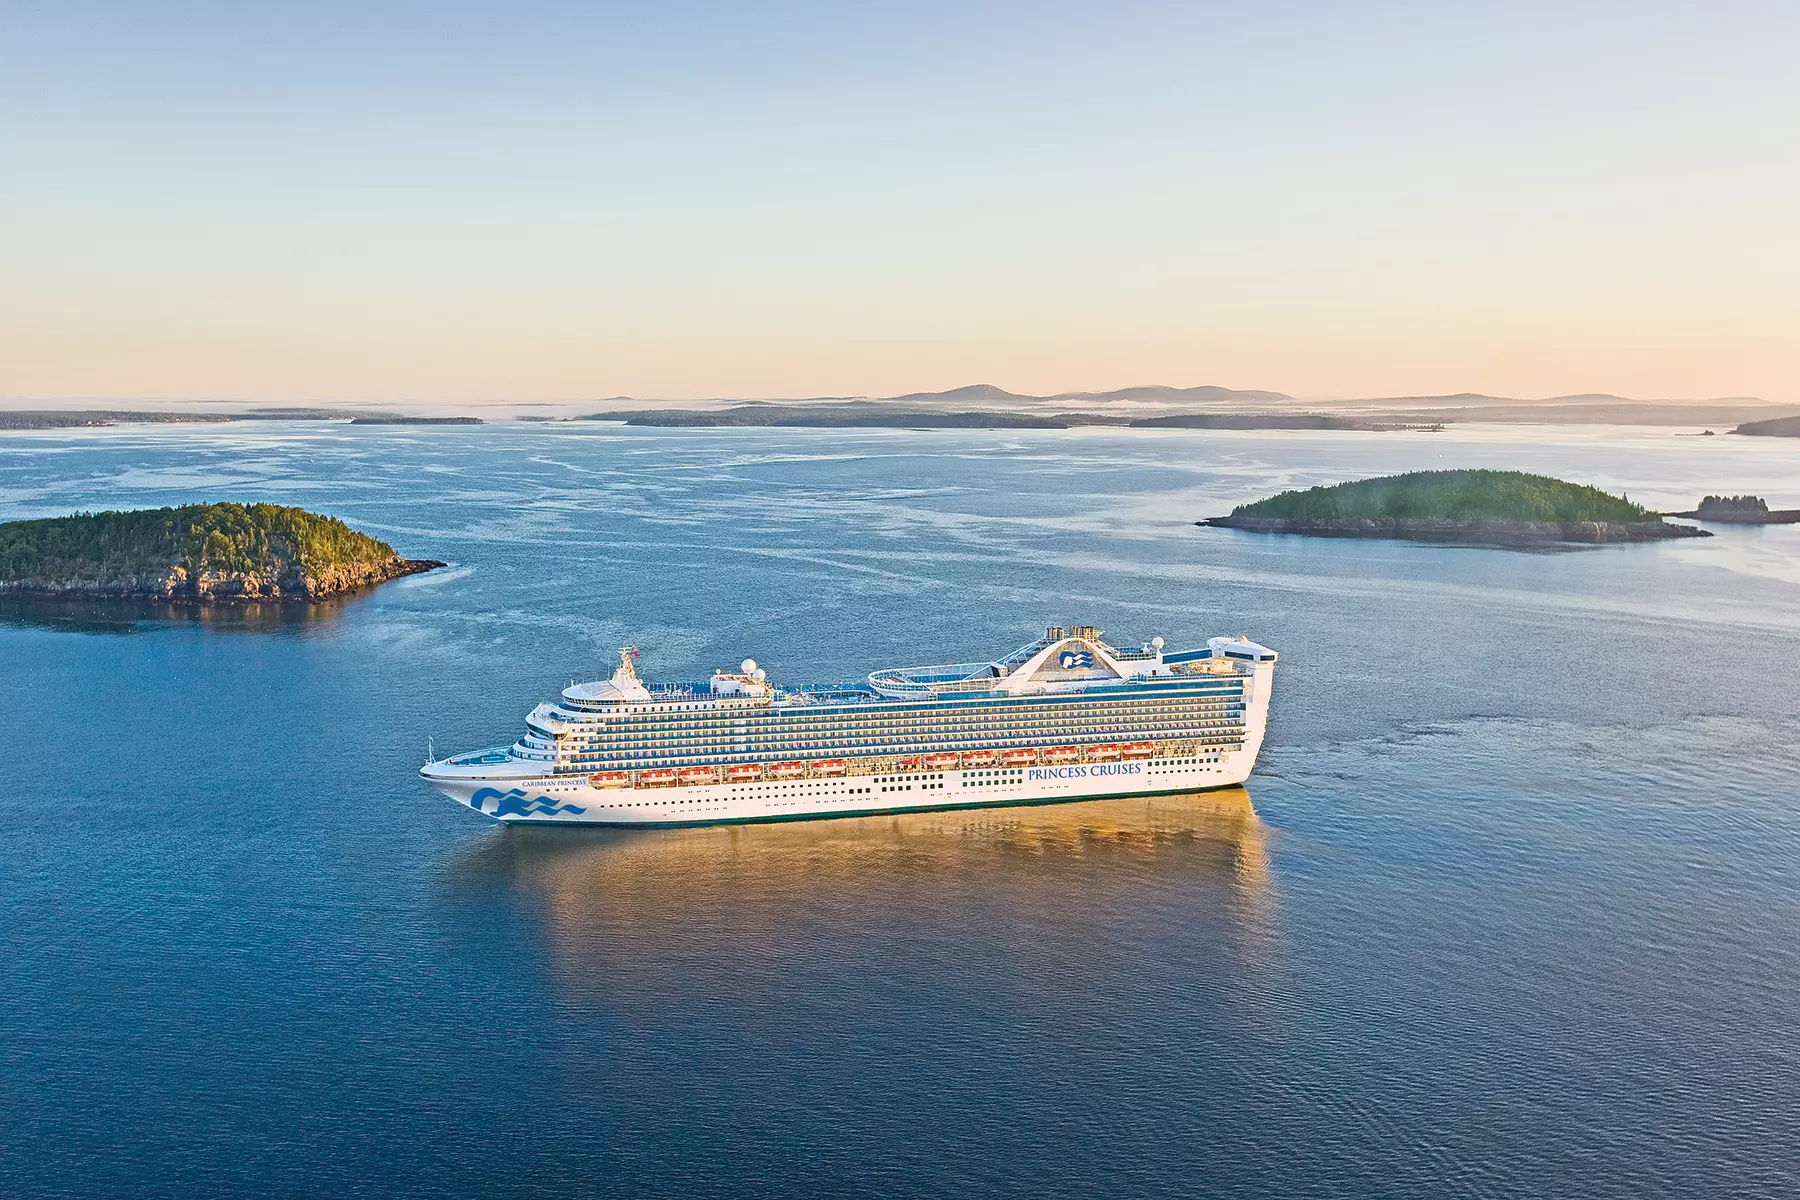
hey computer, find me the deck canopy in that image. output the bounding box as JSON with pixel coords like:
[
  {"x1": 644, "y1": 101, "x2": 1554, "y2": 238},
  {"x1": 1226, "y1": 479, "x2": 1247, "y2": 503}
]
[
  {"x1": 563, "y1": 647, "x2": 653, "y2": 704},
  {"x1": 868, "y1": 624, "x2": 1173, "y2": 699}
]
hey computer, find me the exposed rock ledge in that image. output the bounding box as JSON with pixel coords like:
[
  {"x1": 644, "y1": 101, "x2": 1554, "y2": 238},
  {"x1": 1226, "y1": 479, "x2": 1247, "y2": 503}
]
[
  {"x1": 0, "y1": 557, "x2": 444, "y2": 602},
  {"x1": 1200, "y1": 515, "x2": 1709, "y2": 544}
]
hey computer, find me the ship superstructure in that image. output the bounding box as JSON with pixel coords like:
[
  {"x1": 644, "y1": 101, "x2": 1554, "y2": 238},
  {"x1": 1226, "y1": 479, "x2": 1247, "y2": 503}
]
[{"x1": 420, "y1": 624, "x2": 1277, "y2": 825}]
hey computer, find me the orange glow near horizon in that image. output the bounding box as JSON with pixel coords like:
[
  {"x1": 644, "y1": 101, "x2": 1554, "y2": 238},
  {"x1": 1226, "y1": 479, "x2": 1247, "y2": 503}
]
[{"x1": 2, "y1": 4, "x2": 1795, "y2": 406}]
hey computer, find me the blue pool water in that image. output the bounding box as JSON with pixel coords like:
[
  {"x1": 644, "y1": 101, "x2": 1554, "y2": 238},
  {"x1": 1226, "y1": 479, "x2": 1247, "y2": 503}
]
[{"x1": 2, "y1": 421, "x2": 1797, "y2": 1197}]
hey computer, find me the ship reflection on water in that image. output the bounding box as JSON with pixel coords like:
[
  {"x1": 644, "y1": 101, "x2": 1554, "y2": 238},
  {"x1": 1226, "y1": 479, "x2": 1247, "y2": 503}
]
[{"x1": 442, "y1": 789, "x2": 1277, "y2": 1006}]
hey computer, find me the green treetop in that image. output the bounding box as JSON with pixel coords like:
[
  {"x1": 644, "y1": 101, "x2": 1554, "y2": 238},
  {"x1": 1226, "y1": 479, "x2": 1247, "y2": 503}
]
[{"x1": 1230, "y1": 469, "x2": 1652, "y2": 524}]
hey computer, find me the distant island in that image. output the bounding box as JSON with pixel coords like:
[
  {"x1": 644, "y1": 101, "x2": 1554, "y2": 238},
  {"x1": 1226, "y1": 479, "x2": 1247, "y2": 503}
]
[
  {"x1": 4, "y1": 384, "x2": 1793, "y2": 430},
  {"x1": 599, "y1": 405, "x2": 1065, "y2": 429},
  {"x1": 347, "y1": 416, "x2": 484, "y2": 426},
  {"x1": 1732, "y1": 416, "x2": 1800, "y2": 438},
  {"x1": 0, "y1": 409, "x2": 473, "y2": 430},
  {"x1": 0, "y1": 503, "x2": 443, "y2": 602},
  {"x1": 1668, "y1": 495, "x2": 1800, "y2": 524},
  {"x1": 1201, "y1": 469, "x2": 1710, "y2": 545},
  {"x1": 575, "y1": 385, "x2": 1792, "y2": 428},
  {"x1": 1120, "y1": 413, "x2": 1431, "y2": 432},
  {"x1": 0, "y1": 410, "x2": 238, "y2": 430},
  {"x1": 587, "y1": 404, "x2": 1431, "y2": 431}
]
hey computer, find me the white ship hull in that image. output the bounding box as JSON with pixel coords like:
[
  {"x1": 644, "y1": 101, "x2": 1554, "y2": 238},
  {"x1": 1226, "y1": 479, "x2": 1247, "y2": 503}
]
[{"x1": 429, "y1": 751, "x2": 1260, "y2": 827}]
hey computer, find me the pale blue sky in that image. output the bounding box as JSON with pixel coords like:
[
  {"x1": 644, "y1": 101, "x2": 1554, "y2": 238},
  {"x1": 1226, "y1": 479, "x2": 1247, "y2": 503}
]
[{"x1": 2, "y1": 2, "x2": 1795, "y2": 402}]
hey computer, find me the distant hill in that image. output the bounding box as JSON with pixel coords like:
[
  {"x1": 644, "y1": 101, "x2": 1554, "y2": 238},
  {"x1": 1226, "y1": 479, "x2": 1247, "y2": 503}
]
[
  {"x1": 0, "y1": 503, "x2": 442, "y2": 602},
  {"x1": 876, "y1": 384, "x2": 1039, "y2": 409},
  {"x1": 1045, "y1": 384, "x2": 1299, "y2": 407},
  {"x1": 1363, "y1": 392, "x2": 1765, "y2": 408},
  {"x1": 1363, "y1": 392, "x2": 1637, "y2": 408},
  {"x1": 1387, "y1": 401, "x2": 1792, "y2": 427},
  {"x1": 867, "y1": 382, "x2": 1301, "y2": 409}
]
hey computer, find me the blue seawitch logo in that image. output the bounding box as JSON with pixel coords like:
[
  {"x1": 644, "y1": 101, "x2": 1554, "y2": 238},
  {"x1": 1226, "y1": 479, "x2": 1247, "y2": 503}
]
[{"x1": 469, "y1": 787, "x2": 587, "y2": 817}]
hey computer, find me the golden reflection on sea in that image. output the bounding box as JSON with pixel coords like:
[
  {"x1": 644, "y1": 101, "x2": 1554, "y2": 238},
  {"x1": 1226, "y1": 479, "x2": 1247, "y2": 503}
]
[{"x1": 444, "y1": 789, "x2": 1277, "y2": 1006}]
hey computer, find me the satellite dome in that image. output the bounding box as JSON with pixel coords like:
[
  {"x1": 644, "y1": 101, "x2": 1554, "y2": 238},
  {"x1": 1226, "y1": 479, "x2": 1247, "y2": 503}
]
[
  {"x1": 741, "y1": 658, "x2": 757, "y2": 675},
  {"x1": 753, "y1": 668, "x2": 766, "y2": 682},
  {"x1": 1151, "y1": 636, "x2": 1165, "y2": 650}
]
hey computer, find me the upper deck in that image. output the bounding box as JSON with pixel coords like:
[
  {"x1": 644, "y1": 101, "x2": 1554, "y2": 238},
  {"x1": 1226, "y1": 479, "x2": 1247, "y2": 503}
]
[
  {"x1": 536, "y1": 625, "x2": 1274, "y2": 729},
  {"x1": 865, "y1": 623, "x2": 1244, "y2": 699}
]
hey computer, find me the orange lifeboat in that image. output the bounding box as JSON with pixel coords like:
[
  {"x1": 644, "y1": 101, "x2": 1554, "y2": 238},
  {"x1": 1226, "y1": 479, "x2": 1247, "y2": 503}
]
[
  {"x1": 1085, "y1": 744, "x2": 1121, "y2": 761},
  {"x1": 961, "y1": 749, "x2": 998, "y2": 767},
  {"x1": 1042, "y1": 746, "x2": 1080, "y2": 763},
  {"x1": 894, "y1": 755, "x2": 921, "y2": 770},
  {"x1": 1001, "y1": 748, "x2": 1037, "y2": 766},
  {"x1": 638, "y1": 768, "x2": 678, "y2": 786},
  {"x1": 1121, "y1": 741, "x2": 1157, "y2": 760},
  {"x1": 677, "y1": 766, "x2": 717, "y2": 785},
  {"x1": 810, "y1": 759, "x2": 848, "y2": 776},
  {"x1": 588, "y1": 770, "x2": 632, "y2": 788},
  {"x1": 768, "y1": 761, "x2": 806, "y2": 779},
  {"x1": 725, "y1": 763, "x2": 762, "y2": 782},
  {"x1": 922, "y1": 752, "x2": 960, "y2": 770}
]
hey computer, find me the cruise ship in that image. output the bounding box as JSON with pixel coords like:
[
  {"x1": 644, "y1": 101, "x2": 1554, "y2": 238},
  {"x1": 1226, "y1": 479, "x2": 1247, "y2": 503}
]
[{"x1": 420, "y1": 624, "x2": 1277, "y2": 826}]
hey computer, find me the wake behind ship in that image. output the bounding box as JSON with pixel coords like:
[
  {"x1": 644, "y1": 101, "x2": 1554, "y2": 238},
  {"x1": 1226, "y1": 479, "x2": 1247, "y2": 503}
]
[{"x1": 421, "y1": 624, "x2": 1278, "y2": 826}]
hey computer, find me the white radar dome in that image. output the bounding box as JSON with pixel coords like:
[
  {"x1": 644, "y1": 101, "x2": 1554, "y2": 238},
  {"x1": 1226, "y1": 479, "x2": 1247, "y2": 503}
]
[
  {"x1": 753, "y1": 668, "x2": 766, "y2": 682},
  {"x1": 741, "y1": 658, "x2": 757, "y2": 675},
  {"x1": 1151, "y1": 636, "x2": 1165, "y2": 650}
]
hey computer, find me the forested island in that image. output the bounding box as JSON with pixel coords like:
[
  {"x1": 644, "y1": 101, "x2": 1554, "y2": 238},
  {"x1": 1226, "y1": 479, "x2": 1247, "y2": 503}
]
[
  {"x1": 1669, "y1": 495, "x2": 1800, "y2": 524},
  {"x1": 0, "y1": 410, "x2": 237, "y2": 430},
  {"x1": 1201, "y1": 470, "x2": 1710, "y2": 545},
  {"x1": 0, "y1": 503, "x2": 442, "y2": 602},
  {"x1": 1732, "y1": 416, "x2": 1800, "y2": 438}
]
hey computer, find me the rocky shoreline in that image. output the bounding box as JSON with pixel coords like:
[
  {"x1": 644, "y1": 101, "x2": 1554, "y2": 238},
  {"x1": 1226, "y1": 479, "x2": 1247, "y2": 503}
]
[
  {"x1": 1, "y1": 503, "x2": 446, "y2": 605},
  {"x1": 1668, "y1": 509, "x2": 1800, "y2": 525},
  {"x1": 1200, "y1": 514, "x2": 1710, "y2": 545},
  {"x1": 0, "y1": 556, "x2": 444, "y2": 603}
]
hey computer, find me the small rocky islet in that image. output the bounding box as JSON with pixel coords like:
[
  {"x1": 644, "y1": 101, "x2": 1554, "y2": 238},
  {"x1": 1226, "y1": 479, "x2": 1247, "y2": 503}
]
[
  {"x1": 1201, "y1": 469, "x2": 1711, "y2": 546},
  {"x1": 0, "y1": 503, "x2": 442, "y2": 602},
  {"x1": 1668, "y1": 495, "x2": 1800, "y2": 525}
]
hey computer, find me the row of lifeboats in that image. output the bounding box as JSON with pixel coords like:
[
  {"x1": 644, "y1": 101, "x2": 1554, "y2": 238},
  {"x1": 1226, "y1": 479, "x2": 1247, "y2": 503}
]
[{"x1": 588, "y1": 742, "x2": 1164, "y2": 789}]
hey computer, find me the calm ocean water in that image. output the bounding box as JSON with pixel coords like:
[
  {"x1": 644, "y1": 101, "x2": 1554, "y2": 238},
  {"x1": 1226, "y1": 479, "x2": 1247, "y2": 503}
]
[{"x1": 3, "y1": 422, "x2": 1798, "y2": 1198}]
